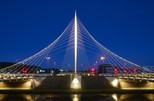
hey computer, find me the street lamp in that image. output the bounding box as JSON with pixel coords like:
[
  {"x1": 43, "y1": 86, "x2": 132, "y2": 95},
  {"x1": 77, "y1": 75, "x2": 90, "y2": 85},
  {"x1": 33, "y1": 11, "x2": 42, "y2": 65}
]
[
  {"x1": 100, "y1": 56, "x2": 105, "y2": 65},
  {"x1": 46, "y1": 57, "x2": 51, "y2": 73},
  {"x1": 100, "y1": 56, "x2": 105, "y2": 60}
]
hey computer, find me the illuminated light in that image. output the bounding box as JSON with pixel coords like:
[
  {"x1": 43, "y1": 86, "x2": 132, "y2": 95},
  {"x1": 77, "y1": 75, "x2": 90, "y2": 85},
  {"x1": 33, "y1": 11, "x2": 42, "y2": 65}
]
[
  {"x1": 91, "y1": 68, "x2": 95, "y2": 75},
  {"x1": 114, "y1": 68, "x2": 118, "y2": 74},
  {"x1": 111, "y1": 78, "x2": 119, "y2": 87},
  {"x1": 124, "y1": 70, "x2": 127, "y2": 73},
  {"x1": 91, "y1": 68, "x2": 95, "y2": 72},
  {"x1": 72, "y1": 94, "x2": 79, "y2": 101},
  {"x1": 60, "y1": 69, "x2": 63, "y2": 72},
  {"x1": 24, "y1": 81, "x2": 32, "y2": 88},
  {"x1": 71, "y1": 77, "x2": 81, "y2": 89},
  {"x1": 100, "y1": 56, "x2": 105, "y2": 60},
  {"x1": 23, "y1": 95, "x2": 33, "y2": 100},
  {"x1": 46, "y1": 56, "x2": 51, "y2": 60},
  {"x1": 112, "y1": 94, "x2": 118, "y2": 101},
  {"x1": 22, "y1": 70, "x2": 27, "y2": 73},
  {"x1": 0, "y1": 80, "x2": 33, "y2": 90},
  {"x1": 134, "y1": 68, "x2": 137, "y2": 74}
]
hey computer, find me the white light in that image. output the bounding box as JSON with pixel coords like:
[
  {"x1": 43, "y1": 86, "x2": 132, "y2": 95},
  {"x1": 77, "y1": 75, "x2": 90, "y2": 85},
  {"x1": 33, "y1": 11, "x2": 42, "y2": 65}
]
[
  {"x1": 46, "y1": 57, "x2": 50, "y2": 60},
  {"x1": 59, "y1": 69, "x2": 63, "y2": 72},
  {"x1": 74, "y1": 11, "x2": 78, "y2": 74},
  {"x1": 71, "y1": 77, "x2": 81, "y2": 89},
  {"x1": 100, "y1": 56, "x2": 105, "y2": 60},
  {"x1": 72, "y1": 94, "x2": 79, "y2": 101},
  {"x1": 111, "y1": 78, "x2": 119, "y2": 87},
  {"x1": 112, "y1": 94, "x2": 118, "y2": 101}
]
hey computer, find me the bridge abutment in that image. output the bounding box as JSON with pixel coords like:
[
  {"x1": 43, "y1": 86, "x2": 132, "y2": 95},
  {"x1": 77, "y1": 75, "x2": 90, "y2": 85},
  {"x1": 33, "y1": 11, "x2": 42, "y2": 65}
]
[{"x1": 0, "y1": 75, "x2": 154, "y2": 90}]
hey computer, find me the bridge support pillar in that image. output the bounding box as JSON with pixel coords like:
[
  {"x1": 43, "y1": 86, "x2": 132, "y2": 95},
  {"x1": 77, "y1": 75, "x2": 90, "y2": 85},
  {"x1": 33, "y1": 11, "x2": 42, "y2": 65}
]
[
  {"x1": 105, "y1": 77, "x2": 119, "y2": 88},
  {"x1": 111, "y1": 78, "x2": 119, "y2": 88},
  {"x1": 70, "y1": 74, "x2": 81, "y2": 89}
]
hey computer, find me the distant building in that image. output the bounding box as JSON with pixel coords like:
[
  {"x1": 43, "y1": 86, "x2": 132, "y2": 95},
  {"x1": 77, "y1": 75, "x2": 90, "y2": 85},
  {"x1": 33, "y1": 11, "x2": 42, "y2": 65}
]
[
  {"x1": 98, "y1": 63, "x2": 143, "y2": 74},
  {"x1": 38, "y1": 68, "x2": 61, "y2": 75},
  {"x1": 98, "y1": 64, "x2": 113, "y2": 74}
]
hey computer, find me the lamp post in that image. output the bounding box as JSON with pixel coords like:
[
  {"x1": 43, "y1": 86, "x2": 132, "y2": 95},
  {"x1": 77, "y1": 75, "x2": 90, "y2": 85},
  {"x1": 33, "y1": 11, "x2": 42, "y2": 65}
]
[
  {"x1": 100, "y1": 56, "x2": 105, "y2": 65},
  {"x1": 100, "y1": 56, "x2": 105, "y2": 74},
  {"x1": 46, "y1": 57, "x2": 51, "y2": 73}
]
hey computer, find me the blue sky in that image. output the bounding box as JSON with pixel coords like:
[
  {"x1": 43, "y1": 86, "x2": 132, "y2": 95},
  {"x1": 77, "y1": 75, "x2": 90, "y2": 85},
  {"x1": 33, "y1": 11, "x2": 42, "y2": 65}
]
[{"x1": 0, "y1": 0, "x2": 154, "y2": 66}]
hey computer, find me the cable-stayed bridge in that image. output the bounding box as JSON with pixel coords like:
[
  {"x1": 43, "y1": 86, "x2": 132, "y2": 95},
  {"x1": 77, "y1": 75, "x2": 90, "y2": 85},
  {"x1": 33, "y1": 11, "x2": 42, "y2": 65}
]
[{"x1": 0, "y1": 12, "x2": 154, "y2": 89}]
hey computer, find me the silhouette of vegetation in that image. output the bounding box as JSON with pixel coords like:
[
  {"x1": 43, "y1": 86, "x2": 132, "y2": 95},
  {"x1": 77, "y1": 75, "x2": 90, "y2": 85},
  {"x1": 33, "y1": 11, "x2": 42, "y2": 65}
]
[{"x1": 0, "y1": 62, "x2": 15, "y2": 69}]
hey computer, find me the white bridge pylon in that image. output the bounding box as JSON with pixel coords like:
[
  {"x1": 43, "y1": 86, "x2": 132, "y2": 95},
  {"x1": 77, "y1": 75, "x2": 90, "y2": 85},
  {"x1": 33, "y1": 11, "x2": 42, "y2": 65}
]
[
  {"x1": 0, "y1": 12, "x2": 153, "y2": 75},
  {"x1": 74, "y1": 11, "x2": 78, "y2": 74}
]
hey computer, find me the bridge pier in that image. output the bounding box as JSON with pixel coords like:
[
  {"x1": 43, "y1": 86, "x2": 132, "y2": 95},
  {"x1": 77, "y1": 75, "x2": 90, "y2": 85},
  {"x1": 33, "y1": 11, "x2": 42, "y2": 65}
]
[
  {"x1": 70, "y1": 74, "x2": 81, "y2": 89},
  {"x1": 0, "y1": 75, "x2": 154, "y2": 90}
]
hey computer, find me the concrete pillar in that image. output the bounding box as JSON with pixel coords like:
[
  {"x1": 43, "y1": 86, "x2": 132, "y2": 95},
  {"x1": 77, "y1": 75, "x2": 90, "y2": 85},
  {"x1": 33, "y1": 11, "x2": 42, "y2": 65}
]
[{"x1": 70, "y1": 74, "x2": 81, "y2": 89}]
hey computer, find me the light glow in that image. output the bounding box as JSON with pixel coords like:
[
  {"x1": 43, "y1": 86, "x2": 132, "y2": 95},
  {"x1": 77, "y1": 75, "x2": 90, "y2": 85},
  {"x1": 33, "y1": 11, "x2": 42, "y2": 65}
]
[
  {"x1": 100, "y1": 56, "x2": 105, "y2": 60},
  {"x1": 112, "y1": 94, "x2": 118, "y2": 101},
  {"x1": 46, "y1": 56, "x2": 51, "y2": 60},
  {"x1": 111, "y1": 78, "x2": 119, "y2": 87},
  {"x1": 70, "y1": 77, "x2": 81, "y2": 89},
  {"x1": 72, "y1": 94, "x2": 79, "y2": 101}
]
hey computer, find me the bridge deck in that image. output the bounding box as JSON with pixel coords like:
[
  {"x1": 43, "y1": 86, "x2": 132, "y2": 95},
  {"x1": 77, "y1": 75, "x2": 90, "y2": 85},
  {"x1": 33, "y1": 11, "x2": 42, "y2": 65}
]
[{"x1": 0, "y1": 73, "x2": 154, "y2": 82}]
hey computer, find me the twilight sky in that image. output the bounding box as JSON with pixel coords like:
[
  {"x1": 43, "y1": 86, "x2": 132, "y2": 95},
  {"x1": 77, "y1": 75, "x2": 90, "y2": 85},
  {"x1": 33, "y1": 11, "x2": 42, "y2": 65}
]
[{"x1": 0, "y1": 0, "x2": 154, "y2": 66}]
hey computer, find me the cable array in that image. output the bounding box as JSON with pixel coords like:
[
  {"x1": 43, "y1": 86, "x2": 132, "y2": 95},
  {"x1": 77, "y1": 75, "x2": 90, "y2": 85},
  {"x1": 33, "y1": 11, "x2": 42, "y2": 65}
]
[{"x1": 0, "y1": 15, "x2": 152, "y2": 74}]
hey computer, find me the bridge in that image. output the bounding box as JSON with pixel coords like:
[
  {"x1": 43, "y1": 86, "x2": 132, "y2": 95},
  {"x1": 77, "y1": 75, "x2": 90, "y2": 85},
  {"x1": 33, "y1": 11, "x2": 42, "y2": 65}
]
[{"x1": 0, "y1": 12, "x2": 153, "y2": 90}]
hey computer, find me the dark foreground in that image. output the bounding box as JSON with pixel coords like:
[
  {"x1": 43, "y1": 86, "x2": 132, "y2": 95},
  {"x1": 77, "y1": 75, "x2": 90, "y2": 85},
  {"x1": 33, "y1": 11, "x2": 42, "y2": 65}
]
[
  {"x1": 0, "y1": 89, "x2": 154, "y2": 94},
  {"x1": 1, "y1": 93, "x2": 153, "y2": 101}
]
